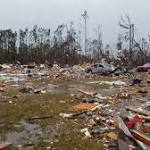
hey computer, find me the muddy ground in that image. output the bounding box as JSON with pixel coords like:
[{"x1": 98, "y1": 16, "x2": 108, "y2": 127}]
[{"x1": 0, "y1": 76, "x2": 149, "y2": 150}]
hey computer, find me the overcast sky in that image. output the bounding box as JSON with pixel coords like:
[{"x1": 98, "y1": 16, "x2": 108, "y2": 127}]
[{"x1": 0, "y1": 0, "x2": 149, "y2": 46}]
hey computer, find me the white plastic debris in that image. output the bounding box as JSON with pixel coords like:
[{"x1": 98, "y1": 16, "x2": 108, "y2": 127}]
[
  {"x1": 99, "y1": 80, "x2": 126, "y2": 86},
  {"x1": 81, "y1": 128, "x2": 91, "y2": 138},
  {"x1": 59, "y1": 113, "x2": 73, "y2": 118},
  {"x1": 113, "y1": 80, "x2": 126, "y2": 86},
  {"x1": 41, "y1": 90, "x2": 47, "y2": 94}
]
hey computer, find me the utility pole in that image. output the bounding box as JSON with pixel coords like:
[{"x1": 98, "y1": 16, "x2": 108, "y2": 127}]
[
  {"x1": 81, "y1": 10, "x2": 88, "y2": 56},
  {"x1": 131, "y1": 24, "x2": 134, "y2": 48},
  {"x1": 119, "y1": 16, "x2": 134, "y2": 52},
  {"x1": 97, "y1": 25, "x2": 102, "y2": 61},
  {"x1": 78, "y1": 18, "x2": 82, "y2": 55},
  {"x1": 129, "y1": 24, "x2": 134, "y2": 53},
  {"x1": 142, "y1": 38, "x2": 145, "y2": 50},
  {"x1": 129, "y1": 24, "x2": 132, "y2": 52}
]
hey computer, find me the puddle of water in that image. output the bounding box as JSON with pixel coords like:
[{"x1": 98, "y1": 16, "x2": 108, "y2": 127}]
[
  {"x1": 46, "y1": 83, "x2": 93, "y2": 94},
  {"x1": 0, "y1": 122, "x2": 40, "y2": 145},
  {"x1": 0, "y1": 121, "x2": 64, "y2": 146},
  {"x1": 0, "y1": 74, "x2": 26, "y2": 82}
]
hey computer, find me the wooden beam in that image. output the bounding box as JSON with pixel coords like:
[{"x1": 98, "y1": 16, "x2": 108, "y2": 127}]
[
  {"x1": 78, "y1": 89, "x2": 93, "y2": 97},
  {"x1": 132, "y1": 130, "x2": 150, "y2": 147},
  {"x1": 135, "y1": 98, "x2": 147, "y2": 103},
  {"x1": 28, "y1": 115, "x2": 52, "y2": 121},
  {"x1": 0, "y1": 142, "x2": 12, "y2": 150},
  {"x1": 117, "y1": 116, "x2": 149, "y2": 150},
  {"x1": 126, "y1": 106, "x2": 150, "y2": 116}
]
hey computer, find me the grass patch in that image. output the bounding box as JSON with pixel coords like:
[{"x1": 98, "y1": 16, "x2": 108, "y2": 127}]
[{"x1": 0, "y1": 86, "x2": 103, "y2": 150}]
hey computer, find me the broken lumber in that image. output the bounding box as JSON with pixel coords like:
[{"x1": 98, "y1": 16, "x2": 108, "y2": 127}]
[
  {"x1": 78, "y1": 89, "x2": 93, "y2": 97},
  {"x1": 117, "y1": 116, "x2": 149, "y2": 150},
  {"x1": 132, "y1": 130, "x2": 150, "y2": 147},
  {"x1": 139, "y1": 115, "x2": 150, "y2": 120},
  {"x1": 78, "y1": 89, "x2": 106, "y2": 100},
  {"x1": 143, "y1": 126, "x2": 150, "y2": 134},
  {"x1": 28, "y1": 115, "x2": 52, "y2": 121},
  {"x1": 69, "y1": 104, "x2": 101, "y2": 119},
  {"x1": 107, "y1": 132, "x2": 118, "y2": 140},
  {"x1": 71, "y1": 103, "x2": 96, "y2": 111},
  {"x1": 0, "y1": 142, "x2": 12, "y2": 150},
  {"x1": 136, "y1": 98, "x2": 148, "y2": 103},
  {"x1": 126, "y1": 106, "x2": 150, "y2": 116}
]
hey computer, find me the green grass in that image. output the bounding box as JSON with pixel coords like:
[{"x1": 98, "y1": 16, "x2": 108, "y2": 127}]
[{"x1": 0, "y1": 87, "x2": 103, "y2": 150}]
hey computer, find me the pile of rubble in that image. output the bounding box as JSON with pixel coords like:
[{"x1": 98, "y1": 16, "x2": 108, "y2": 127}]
[
  {"x1": 50, "y1": 64, "x2": 92, "y2": 80},
  {"x1": 0, "y1": 62, "x2": 150, "y2": 149},
  {"x1": 60, "y1": 80, "x2": 150, "y2": 150}
]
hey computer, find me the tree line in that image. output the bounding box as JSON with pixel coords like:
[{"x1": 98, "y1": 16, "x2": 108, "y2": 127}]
[
  {"x1": 0, "y1": 23, "x2": 85, "y2": 65},
  {"x1": 0, "y1": 19, "x2": 150, "y2": 67}
]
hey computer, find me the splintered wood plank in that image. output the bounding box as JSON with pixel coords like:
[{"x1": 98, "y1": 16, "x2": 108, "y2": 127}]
[
  {"x1": 71, "y1": 103, "x2": 96, "y2": 111},
  {"x1": 78, "y1": 89, "x2": 93, "y2": 97},
  {"x1": 28, "y1": 115, "x2": 52, "y2": 120},
  {"x1": 126, "y1": 106, "x2": 150, "y2": 116},
  {"x1": 132, "y1": 130, "x2": 150, "y2": 146},
  {"x1": 0, "y1": 142, "x2": 12, "y2": 150}
]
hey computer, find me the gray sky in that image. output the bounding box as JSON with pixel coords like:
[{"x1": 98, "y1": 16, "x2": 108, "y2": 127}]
[{"x1": 0, "y1": 0, "x2": 149, "y2": 45}]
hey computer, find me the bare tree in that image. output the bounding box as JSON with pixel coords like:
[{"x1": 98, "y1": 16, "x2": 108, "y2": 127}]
[{"x1": 94, "y1": 25, "x2": 103, "y2": 61}]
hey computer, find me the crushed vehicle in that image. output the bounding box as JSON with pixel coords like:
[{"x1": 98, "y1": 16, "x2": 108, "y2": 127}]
[
  {"x1": 85, "y1": 63, "x2": 115, "y2": 75},
  {"x1": 137, "y1": 63, "x2": 150, "y2": 72}
]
